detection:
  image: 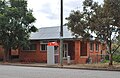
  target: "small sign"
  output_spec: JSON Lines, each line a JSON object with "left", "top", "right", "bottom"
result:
{"left": 48, "top": 42, "right": 59, "bottom": 46}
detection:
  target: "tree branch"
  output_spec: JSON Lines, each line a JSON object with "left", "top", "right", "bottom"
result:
{"left": 113, "top": 44, "right": 120, "bottom": 54}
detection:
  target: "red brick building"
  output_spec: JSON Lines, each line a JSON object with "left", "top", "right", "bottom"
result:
{"left": 0, "top": 26, "right": 106, "bottom": 64}
{"left": 19, "top": 26, "right": 106, "bottom": 64}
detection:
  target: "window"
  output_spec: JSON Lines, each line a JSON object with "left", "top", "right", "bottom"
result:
{"left": 40, "top": 44, "right": 47, "bottom": 51}
{"left": 80, "top": 42, "right": 87, "bottom": 56}
{"left": 22, "top": 44, "right": 36, "bottom": 51}
{"left": 90, "top": 42, "right": 94, "bottom": 51}
{"left": 40, "top": 41, "right": 47, "bottom": 51}
{"left": 63, "top": 43, "right": 68, "bottom": 59}
{"left": 54, "top": 46, "right": 58, "bottom": 51}
{"left": 54, "top": 46, "right": 58, "bottom": 54}
{"left": 40, "top": 40, "right": 57, "bottom": 51}
{"left": 96, "top": 43, "right": 99, "bottom": 51}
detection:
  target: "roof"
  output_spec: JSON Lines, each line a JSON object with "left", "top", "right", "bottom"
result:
{"left": 29, "top": 26, "right": 75, "bottom": 40}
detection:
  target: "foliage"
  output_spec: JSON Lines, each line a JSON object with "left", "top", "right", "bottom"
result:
{"left": 101, "top": 59, "right": 110, "bottom": 63}
{"left": 105, "top": 55, "right": 109, "bottom": 60}
{"left": 112, "top": 35, "right": 120, "bottom": 54}
{"left": 113, "top": 55, "right": 120, "bottom": 62}
{"left": 65, "top": 10, "right": 90, "bottom": 39}
{"left": 0, "top": 0, "right": 37, "bottom": 62}
{"left": 66, "top": 0, "right": 120, "bottom": 65}
{"left": 112, "top": 44, "right": 120, "bottom": 54}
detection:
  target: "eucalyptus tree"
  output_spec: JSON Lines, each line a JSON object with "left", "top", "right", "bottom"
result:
{"left": 0, "top": 0, "right": 37, "bottom": 62}
{"left": 66, "top": 0, "right": 120, "bottom": 65}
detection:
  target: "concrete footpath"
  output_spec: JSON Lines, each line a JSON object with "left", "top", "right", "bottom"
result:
{"left": 0, "top": 62, "right": 120, "bottom": 71}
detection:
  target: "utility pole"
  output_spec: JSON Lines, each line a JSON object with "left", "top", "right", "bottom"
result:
{"left": 60, "top": 0, "right": 63, "bottom": 66}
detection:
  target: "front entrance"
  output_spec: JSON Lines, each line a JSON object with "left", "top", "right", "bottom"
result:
{"left": 63, "top": 43, "right": 68, "bottom": 59}
{"left": 54, "top": 46, "right": 59, "bottom": 63}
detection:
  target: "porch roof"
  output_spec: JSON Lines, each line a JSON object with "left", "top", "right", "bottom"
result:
{"left": 29, "top": 26, "right": 77, "bottom": 40}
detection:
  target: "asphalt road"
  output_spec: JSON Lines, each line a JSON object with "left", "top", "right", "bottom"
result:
{"left": 0, "top": 65, "right": 120, "bottom": 78}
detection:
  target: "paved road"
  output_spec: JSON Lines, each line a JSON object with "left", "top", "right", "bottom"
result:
{"left": 0, "top": 65, "right": 120, "bottom": 78}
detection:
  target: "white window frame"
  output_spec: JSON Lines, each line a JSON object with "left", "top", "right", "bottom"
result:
{"left": 40, "top": 40, "right": 57, "bottom": 51}
{"left": 40, "top": 41, "right": 48, "bottom": 51}
{"left": 96, "top": 43, "right": 99, "bottom": 52}
{"left": 63, "top": 43, "right": 68, "bottom": 59}
{"left": 90, "top": 42, "right": 94, "bottom": 51}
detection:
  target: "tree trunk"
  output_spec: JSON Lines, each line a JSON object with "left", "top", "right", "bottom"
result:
{"left": 109, "top": 37, "right": 113, "bottom": 66}
{"left": 109, "top": 54, "right": 113, "bottom": 66}
{"left": 3, "top": 48, "right": 10, "bottom": 63}
{"left": 9, "top": 49, "right": 11, "bottom": 61}
{"left": 3, "top": 50, "right": 8, "bottom": 62}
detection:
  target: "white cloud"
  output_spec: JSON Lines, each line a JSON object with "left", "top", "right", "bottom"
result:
{"left": 27, "top": 0, "right": 103, "bottom": 28}
{"left": 27, "top": 0, "right": 60, "bottom": 28}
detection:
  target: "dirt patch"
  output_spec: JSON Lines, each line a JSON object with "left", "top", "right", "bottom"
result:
{"left": 75, "top": 63, "right": 120, "bottom": 69}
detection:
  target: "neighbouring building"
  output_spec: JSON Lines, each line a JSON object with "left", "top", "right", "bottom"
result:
{"left": 0, "top": 26, "right": 106, "bottom": 64}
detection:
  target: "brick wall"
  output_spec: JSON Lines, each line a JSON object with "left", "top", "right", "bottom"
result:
{"left": 19, "top": 41, "right": 47, "bottom": 63}
{"left": 74, "top": 40, "right": 80, "bottom": 63}
{"left": 74, "top": 40, "right": 105, "bottom": 64}
{"left": 19, "top": 40, "right": 106, "bottom": 64}
{"left": 0, "top": 45, "right": 4, "bottom": 60}
{"left": 0, "top": 45, "right": 19, "bottom": 60}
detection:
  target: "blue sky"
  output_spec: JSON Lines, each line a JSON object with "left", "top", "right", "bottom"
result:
{"left": 27, "top": 0, "right": 103, "bottom": 28}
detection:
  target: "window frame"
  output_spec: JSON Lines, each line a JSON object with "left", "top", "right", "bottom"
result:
{"left": 90, "top": 42, "right": 94, "bottom": 51}
{"left": 40, "top": 40, "right": 57, "bottom": 51}
{"left": 96, "top": 43, "right": 99, "bottom": 52}
{"left": 63, "top": 43, "right": 68, "bottom": 59}
{"left": 40, "top": 43, "right": 47, "bottom": 51}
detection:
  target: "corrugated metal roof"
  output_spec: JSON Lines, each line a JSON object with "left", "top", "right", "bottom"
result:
{"left": 29, "top": 26, "right": 75, "bottom": 40}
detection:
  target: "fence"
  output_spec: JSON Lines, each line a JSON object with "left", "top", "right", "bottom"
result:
{"left": 87, "top": 54, "right": 109, "bottom": 64}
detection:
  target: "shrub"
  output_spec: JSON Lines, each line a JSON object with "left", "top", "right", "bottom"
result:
{"left": 105, "top": 55, "right": 109, "bottom": 60}
{"left": 101, "top": 59, "right": 109, "bottom": 63}
{"left": 113, "top": 55, "right": 120, "bottom": 62}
